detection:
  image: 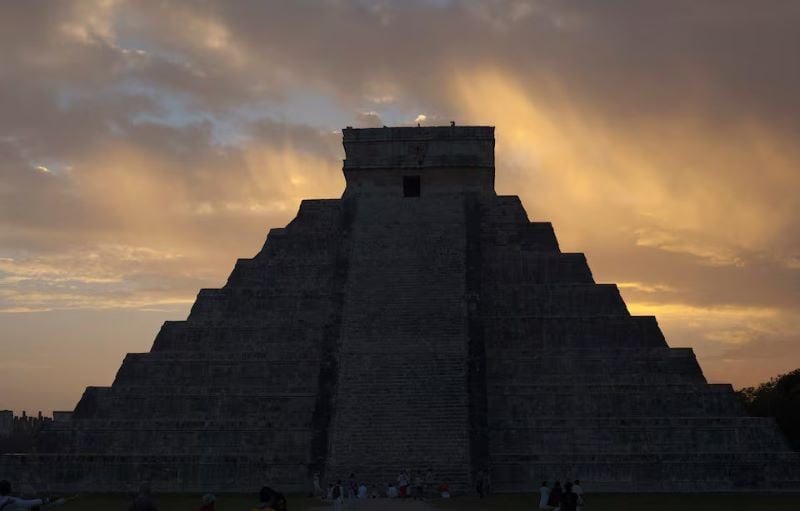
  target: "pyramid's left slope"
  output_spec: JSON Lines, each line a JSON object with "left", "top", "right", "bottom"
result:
{"left": 0, "top": 199, "right": 351, "bottom": 492}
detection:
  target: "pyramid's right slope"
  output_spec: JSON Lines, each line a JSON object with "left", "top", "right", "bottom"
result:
{"left": 472, "top": 194, "right": 797, "bottom": 491}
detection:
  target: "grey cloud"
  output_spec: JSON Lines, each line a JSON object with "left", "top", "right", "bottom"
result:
{"left": 144, "top": 1, "right": 800, "bottom": 128}
{"left": 6, "top": 1, "right": 800, "bottom": 126}
{"left": 587, "top": 242, "right": 800, "bottom": 311}
{"left": 246, "top": 118, "right": 341, "bottom": 159}
{"left": 355, "top": 111, "right": 383, "bottom": 128}
{"left": 1, "top": 0, "right": 799, "bottom": 410}
{"left": 1, "top": 0, "right": 797, "bottom": 296}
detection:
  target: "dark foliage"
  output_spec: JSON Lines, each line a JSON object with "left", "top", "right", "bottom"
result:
{"left": 737, "top": 368, "right": 800, "bottom": 451}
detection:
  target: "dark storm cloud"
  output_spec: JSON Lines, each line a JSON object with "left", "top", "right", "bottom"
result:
{"left": 119, "top": 1, "right": 800, "bottom": 128}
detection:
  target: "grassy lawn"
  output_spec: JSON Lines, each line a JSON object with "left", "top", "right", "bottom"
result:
{"left": 48, "top": 492, "right": 800, "bottom": 511}
{"left": 56, "top": 493, "right": 327, "bottom": 511}
{"left": 433, "top": 493, "right": 800, "bottom": 511}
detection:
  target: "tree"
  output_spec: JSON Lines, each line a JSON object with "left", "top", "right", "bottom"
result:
{"left": 736, "top": 368, "right": 800, "bottom": 451}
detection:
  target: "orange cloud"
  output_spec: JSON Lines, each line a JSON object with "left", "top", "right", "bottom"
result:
{"left": 1, "top": 1, "right": 798, "bottom": 412}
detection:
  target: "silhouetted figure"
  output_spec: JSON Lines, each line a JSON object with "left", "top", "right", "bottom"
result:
{"left": 253, "top": 486, "right": 286, "bottom": 511}
{"left": 425, "top": 467, "right": 434, "bottom": 498}
{"left": 476, "top": 470, "right": 486, "bottom": 498}
{"left": 271, "top": 490, "right": 287, "bottom": 511}
{"left": 397, "top": 471, "right": 409, "bottom": 498}
{"left": 547, "top": 481, "right": 562, "bottom": 509}
{"left": 538, "top": 481, "right": 551, "bottom": 510}
{"left": 312, "top": 472, "right": 322, "bottom": 498}
{"left": 413, "top": 472, "right": 424, "bottom": 500}
{"left": 348, "top": 473, "right": 357, "bottom": 499}
{"left": 386, "top": 482, "right": 398, "bottom": 498}
{"left": 331, "top": 480, "right": 343, "bottom": 511}
{"left": 573, "top": 480, "right": 584, "bottom": 510}
{"left": 129, "top": 484, "right": 158, "bottom": 511}
{"left": 197, "top": 493, "right": 215, "bottom": 511}
{"left": 0, "top": 480, "right": 64, "bottom": 510}
{"left": 560, "top": 481, "right": 579, "bottom": 511}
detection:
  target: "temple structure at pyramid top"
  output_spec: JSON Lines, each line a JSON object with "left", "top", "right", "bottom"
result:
{"left": 2, "top": 125, "right": 798, "bottom": 493}
{"left": 342, "top": 125, "right": 495, "bottom": 168}
{"left": 342, "top": 125, "right": 496, "bottom": 196}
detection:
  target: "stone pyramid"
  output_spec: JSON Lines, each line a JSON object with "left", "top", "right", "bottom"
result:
{"left": 3, "top": 126, "right": 798, "bottom": 492}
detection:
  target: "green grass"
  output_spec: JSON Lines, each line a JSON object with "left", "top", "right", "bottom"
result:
{"left": 433, "top": 493, "right": 800, "bottom": 511}
{"left": 56, "top": 493, "right": 327, "bottom": 511}
{"left": 46, "top": 492, "right": 800, "bottom": 511}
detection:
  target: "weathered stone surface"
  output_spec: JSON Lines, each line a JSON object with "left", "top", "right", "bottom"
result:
{"left": 2, "top": 125, "right": 798, "bottom": 492}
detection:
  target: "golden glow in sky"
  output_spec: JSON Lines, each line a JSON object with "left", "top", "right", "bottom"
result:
{"left": 1, "top": 1, "right": 799, "bottom": 413}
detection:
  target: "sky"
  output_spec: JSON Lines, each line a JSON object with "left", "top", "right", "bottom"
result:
{"left": 1, "top": 0, "right": 799, "bottom": 414}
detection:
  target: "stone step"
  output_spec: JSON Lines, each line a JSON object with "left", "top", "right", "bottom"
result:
{"left": 488, "top": 347, "right": 690, "bottom": 358}
{"left": 151, "top": 316, "right": 334, "bottom": 351}
{"left": 0, "top": 453, "right": 311, "bottom": 493}
{"left": 226, "top": 259, "right": 339, "bottom": 290}
{"left": 483, "top": 251, "right": 594, "bottom": 284}
{"left": 483, "top": 315, "right": 668, "bottom": 350}
{"left": 490, "top": 451, "right": 800, "bottom": 466}
{"left": 488, "top": 417, "right": 789, "bottom": 453}
{"left": 113, "top": 355, "right": 321, "bottom": 387}
{"left": 188, "top": 288, "right": 339, "bottom": 322}
{"left": 489, "top": 451, "right": 800, "bottom": 492}
{"left": 487, "top": 348, "right": 705, "bottom": 385}
{"left": 123, "top": 350, "right": 321, "bottom": 361}
{"left": 481, "top": 284, "right": 629, "bottom": 316}
{"left": 45, "top": 418, "right": 309, "bottom": 430}
{"left": 488, "top": 416, "right": 779, "bottom": 429}
{"left": 520, "top": 222, "right": 561, "bottom": 252}
{"left": 481, "top": 196, "right": 530, "bottom": 224}
{"left": 478, "top": 197, "right": 559, "bottom": 252}
{"left": 73, "top": 387, "right": 317, "bottom": 420}
{"left": 38, "top": 426, "right": 312, "bottom": 457}
{"left": 488, "top": 383, "right": 743, "bottom": 418}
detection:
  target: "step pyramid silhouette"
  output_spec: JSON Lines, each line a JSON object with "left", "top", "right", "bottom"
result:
{"left": 3, "top": 126, "right": 797, "bottom": 493}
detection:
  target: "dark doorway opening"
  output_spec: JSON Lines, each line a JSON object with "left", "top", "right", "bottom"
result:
{"left": 403, "top": 175, "right": 421, "bottom": 197}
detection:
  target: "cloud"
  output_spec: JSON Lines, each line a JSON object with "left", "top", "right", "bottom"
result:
{"left": 617, "top": 282, "right": 677, "bottom": 294}
{"left": 632, "top": 228, "right": 746, "bottom": 267}
{"left": 356, "top": 111, "right": 383, "bottom": 128}
{"left": 0, "top": 0, "right": 799, "bottom": 410}
{"left": 626, "top": 299, "right": 800, "bottom": 387}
